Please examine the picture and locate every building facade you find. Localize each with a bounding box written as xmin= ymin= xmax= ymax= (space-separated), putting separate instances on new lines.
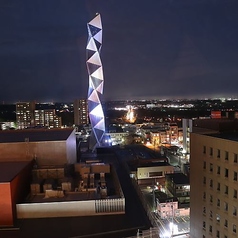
xmin=16 ymin=102 xmax=35 ymax=129
xmin=16 ymin=102 xmax=61 ymax=129
xmin=0 ymin=128 xmax=76 ymax=166
xmin=190 ymin=132 xmax=238 ymax=238
xmin=74 ymin=99 xmax=89 ymax=126
xmin=43 ymin=109 xmax=61 ymax=128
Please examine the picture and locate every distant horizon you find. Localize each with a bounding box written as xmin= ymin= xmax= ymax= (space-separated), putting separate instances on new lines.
xmin=1 ymin=96 xmax=238 ymax=105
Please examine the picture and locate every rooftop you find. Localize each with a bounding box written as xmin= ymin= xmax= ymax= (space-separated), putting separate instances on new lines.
xmin=0 ymin=161 xmax=31 ymax=182
xmin=165 ymin=173 xmax=189 ymax=185
xmin=0 ymin=128 xmax=74 ymax=143
xmin=206 ymin=132 xmax=238 ymax=142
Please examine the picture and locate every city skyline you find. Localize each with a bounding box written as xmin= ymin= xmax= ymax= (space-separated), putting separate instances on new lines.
xmin=0 ymin=0 xmax=238 ymax=103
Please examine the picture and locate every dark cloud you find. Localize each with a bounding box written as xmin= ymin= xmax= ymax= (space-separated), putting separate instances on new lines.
xmin=0 ymin=0 xmax=238 ymax=102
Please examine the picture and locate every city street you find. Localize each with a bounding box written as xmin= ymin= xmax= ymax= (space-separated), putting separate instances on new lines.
xmin=114 ymin=145 xmax=190 ymax=237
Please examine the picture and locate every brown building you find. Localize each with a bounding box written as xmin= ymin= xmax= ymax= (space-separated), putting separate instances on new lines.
xmin=190 ymin=131 xmax=238 ymax=238
xmin=0 ymin=161 xmax=33 ymax=226
xmin=0 ymin=128 xmax=77 ymax=166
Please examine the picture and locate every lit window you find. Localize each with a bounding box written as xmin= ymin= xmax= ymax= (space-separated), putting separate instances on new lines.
xmin=216 ymin=214 xmax=220 ymax=222
xmin=225 ymin=151 xmax=229 ymax=161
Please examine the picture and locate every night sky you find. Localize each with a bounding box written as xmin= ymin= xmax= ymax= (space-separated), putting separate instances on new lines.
xmin=0 ymin=0 xmax=238 ymax=102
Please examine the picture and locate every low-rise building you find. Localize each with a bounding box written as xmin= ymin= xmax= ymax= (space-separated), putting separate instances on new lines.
xmin=165 ymin=173 xmax=190 ymax=206
xmin=0 ymin=128 xmax=77 ymax=166
xmin=0 ymin=161 xmax=33 ymax=226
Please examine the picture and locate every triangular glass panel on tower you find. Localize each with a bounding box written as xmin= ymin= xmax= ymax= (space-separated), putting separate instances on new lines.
xmin=90 ymin=76 xmax=103 ymax=91
xmin=88 ymin=90 xmax=100 ymax=103
xmin=93 ymin=128 xmax=104 ymax=144
xmin=91 ymin=67 xmax=103 ymax=80
xmin=93 ymin=30 xmax=102 ymax=44
xmin=88 ymin=24 xmax=101 ymax=37
xmin=93 ymin=39 xmax=102 ymax=52
xmin=88 ymin=101 xmax=100 ymax=114
xmin=86 ymin=63 xmax=101 ymax=75
xmin=88 ymin=14 xmax=102 ymax=29
xmin=86 ymin=37 xmax=98 ymax=52
xmin=87 ymin=51 xmax=101 ymax=66
xmin=86 ymin=49 xmax=96 ymax=60
xmin=96 ymin=81 xmax=104 ymax=94
xmin=90 ymin=104 xmax=104 ymax=117
xmin=95 ymin=118 xmax=105 ymax=131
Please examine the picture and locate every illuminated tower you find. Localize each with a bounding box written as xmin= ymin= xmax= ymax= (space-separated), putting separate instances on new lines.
xmin=86 ymin=13 xmax=105 ymax=151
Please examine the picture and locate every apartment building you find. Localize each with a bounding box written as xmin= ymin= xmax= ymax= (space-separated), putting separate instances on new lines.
xmin=190 ymin=131 xmax=238 ymax=238
xmin=16 ymin=102 xmax=35 ymax=129
xmin=16 ymin=102 xmax=61 ymax=129
xmin=43 ymin=109 xmax=62 ymax=128
xmin=74 ymin=99 xmax=89 ymax=126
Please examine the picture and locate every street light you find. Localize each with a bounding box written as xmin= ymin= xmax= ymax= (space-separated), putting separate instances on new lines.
xmin=166 ymin=199 xmax=174 ymax=237
xmin=170 ymin=202 xmax=174 ymax=237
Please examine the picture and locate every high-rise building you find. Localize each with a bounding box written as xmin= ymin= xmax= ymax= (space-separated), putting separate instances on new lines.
xmin=182 ymin=118 xmax=193 ymax=154
xmin=34 ymin=110 xmax=45 ymax=126
xmin=190 ymin=131 xmax=238 ymax=237
xmin=86 ymin=13 xmax=105 ymax=151
xmin=16 ymin=102 xmax=35 ymax=129
xmin=74 ymin=99 xmax=89 ymax=126
xmin=44 ymin=109 xmax=62 ymax=128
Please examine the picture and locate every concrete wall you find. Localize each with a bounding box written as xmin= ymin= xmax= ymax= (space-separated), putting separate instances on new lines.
xmin=0 ymin=161 xmax=33 ymax=226
xmin=137 ymin=166 xmax=174 ymax=179
xmin=0 ymin=183 xmax=12 ymax=226
xmin=17 ymin=198 xmax=125 ymax=219
xmin=190 ymin=132 xmax=238 ymax=238
xmin=10 ymin=161 xmax=33 ymax=224
xmin=66 ymin=130 xmax=77 ymax=164
xmin=0 ymin=141 xmax=70 ymax=166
